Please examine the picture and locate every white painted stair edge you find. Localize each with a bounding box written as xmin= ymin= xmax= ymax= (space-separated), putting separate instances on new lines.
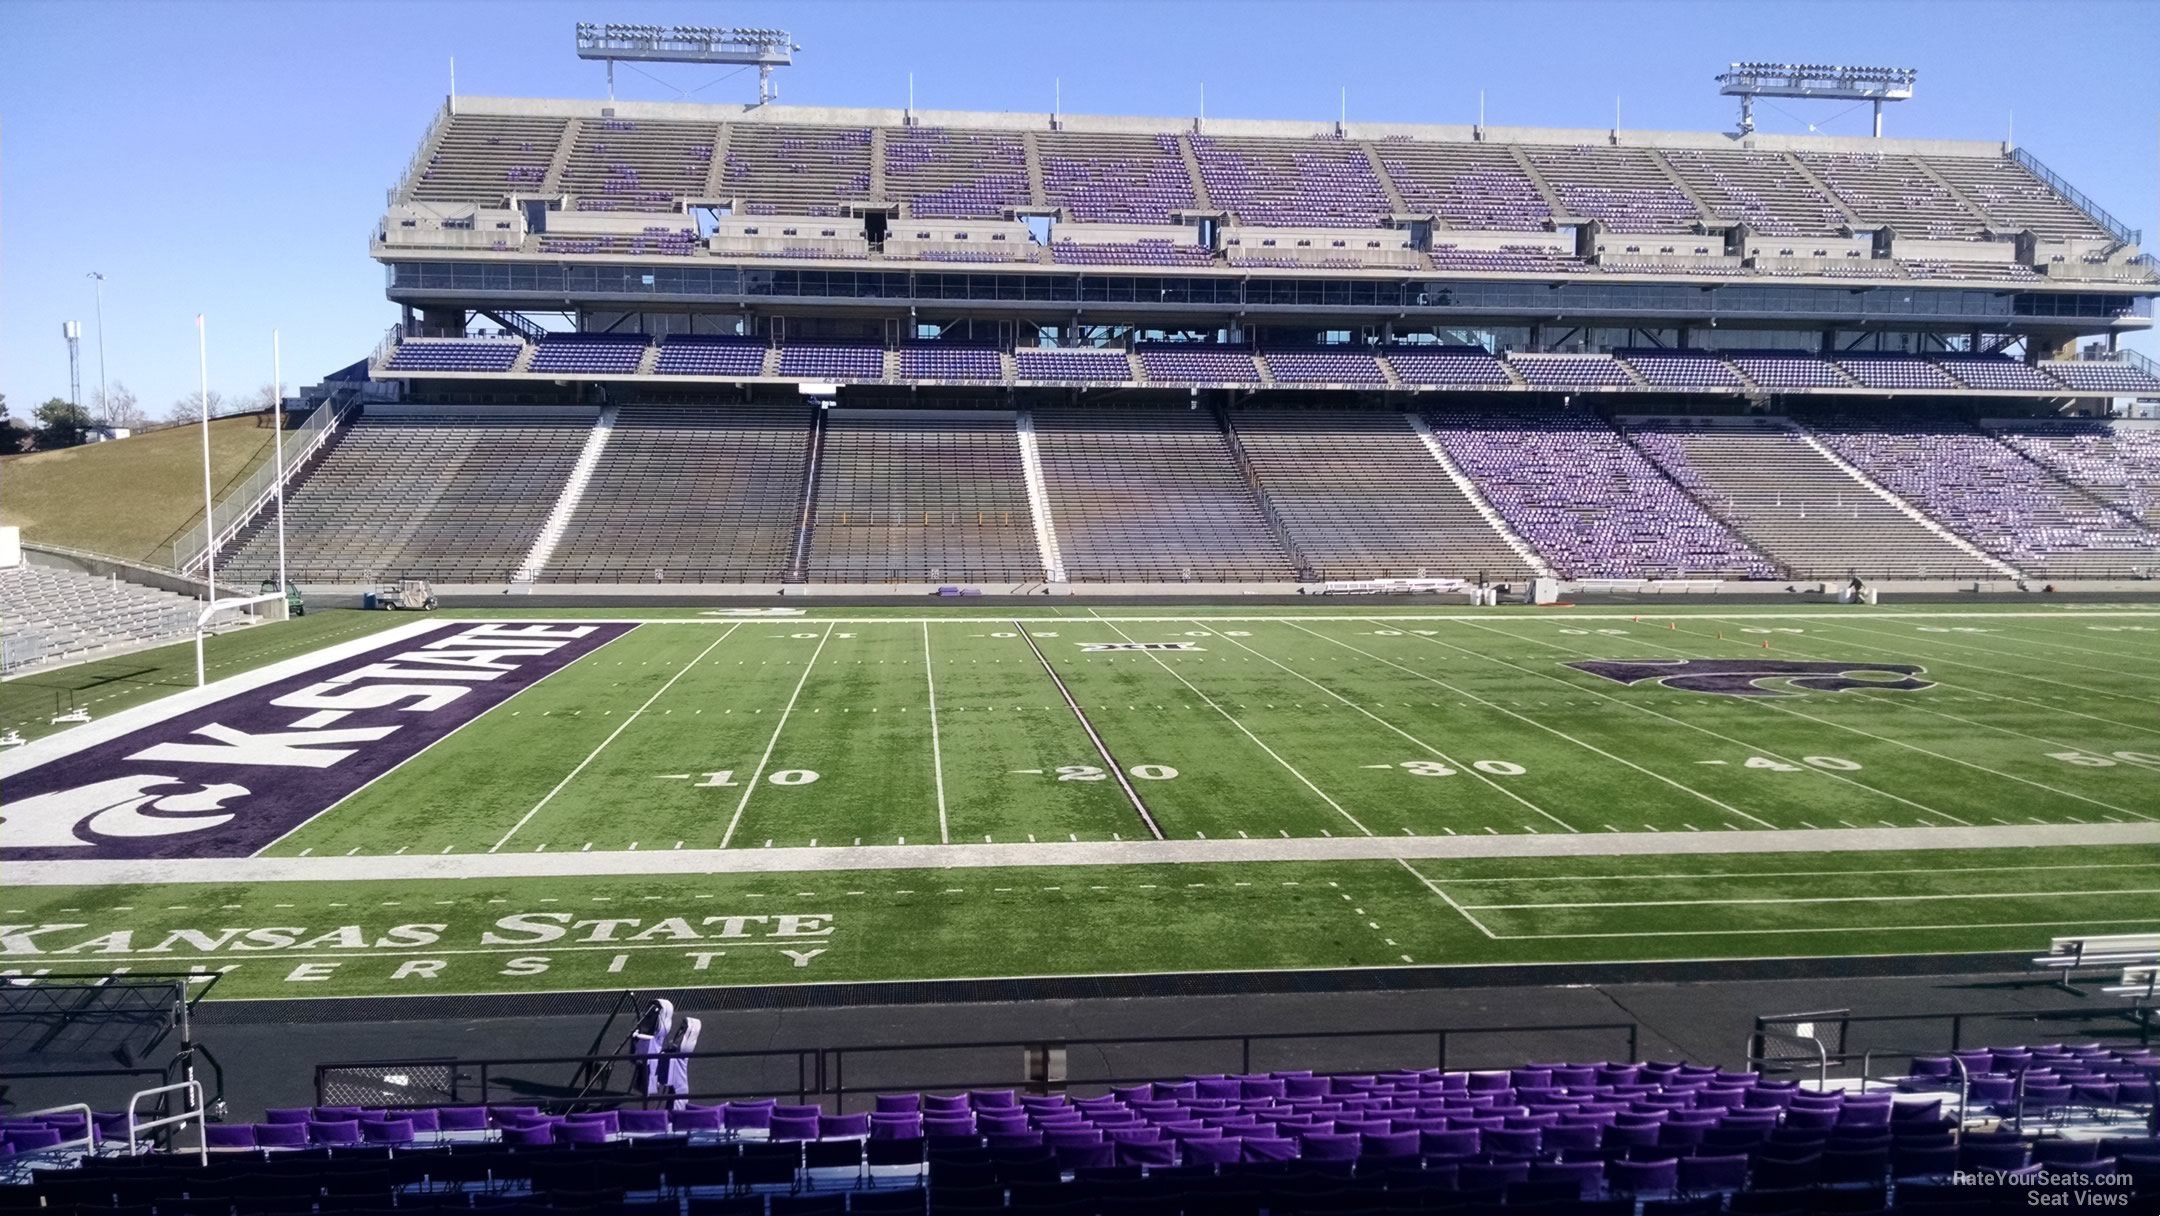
xmin=1405 ymin=413 xmax=1556 ymax=579
xmin=1013 ymin=411 xmax=1068 ymax=582
xmin=513 ymin=405 xmax=617 ymax=583
xmin=1790 ymin=424 xmax=2021 ymax=579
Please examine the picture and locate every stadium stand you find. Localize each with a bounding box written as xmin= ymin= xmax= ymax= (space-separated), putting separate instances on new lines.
xmin=653 ymin=334 xmax=768 ymax=378
xmin=777 ymin=343 xmax=886 ymax=382
xmin=1931 ymin=354 xmax=2064 ymax=392
xmin=897 ymin=342 xmax=1004 ymax=383
xmin=1012 ymin=348 xmax=1131 ymax=383
xmin=2040 ymin=359 xmax=2160 ymax=395
xmin=1793 ymin=151 xmax=1981 ymax=239
xmin=1260 ymin=349 xmax=1388 ymax=385
xmin=1623 ymin=419 xmax=2002 ymax=580
xmin=1504 ymin=354 xmax=1640 ymax=389
xmin=884 ymin=127 xmax=1030 ymax=219
xmin=1658 ymin=148 xmax=1848 ymax=236
xmin=1831 ymin=354 xmax=1961 ymax=392
xmin=218 ymin=409 xmax=593 ymax=584
xmin=1384 ymin=347 xmax=1517 ymax=387
xmin=1232 ymin=408 xmax=1533 ymax=580
xmin=1988 ymin=418 xmax=2160 ymax=529
xmin=1614 ymin=350 xmax=1746 ymax=390
xmin=1376 ymin=139 xmax=1552 ymax=231
xmin=545 ymin=404 xmax=810 ymax=583
xmin=10 ymin=1045 xmax=2156 ymax=1213
xmin=1036 ymin=130 xmax=1196 ymax=224
xmin=1427 ymin=407 xmax=1779 ymax=580
xmin=383 ymin=338 xmax=525 ymax=373
xmin=1032 ymin=408 xmax=1295 ymax=581
xmin=403 ymin=112 xmax=569 ymax=203
xmin=1807 ymin=412 xmax=2160 ymax=578
xmin=1520 ymin=145 xmax=1703 ymax=232
xmin=560 ymin=118 xmax=716 ymax=212
xmin=805 ymin=410 xmax=1044 ymax=583
xmin=1723 ymin=351 xmax=1856 ymax=390
xmin=1189 ymin=135 xmax=1393 ymax=228
xmin=0 ymin=562 xmax=205 ymax=672
xmin=1136 ymin=345 xmax=1264 ymax=385
xmin=722 ymin=124 xmax=872 ymax=216
xmin=529 ymin=333 xmax=651 ymax=376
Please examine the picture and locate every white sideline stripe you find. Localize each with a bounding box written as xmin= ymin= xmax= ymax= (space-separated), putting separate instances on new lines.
xmin=1095 ymin=612 xmax=1374 ymax=837
xmin=1492 ymin=917 xmax=2160 ymax=942
xmin=391 ymin=610 xmax=2160 ymax=625
xmin=1398 ymin=618 xmax=1960 ymax=824
xmin=1314 ymin=620 xmax=1767 ymax=830
xmin=490 ymin=624 xmax=740 ymax=852
xmin=1212 ymin=622 xmax=1576 ymax=833
xmin=17 ymin=821 xmax=2160 ymax=887
xmin=924 ymin=622 xmax=949 ymax=844
xmin=1467 ymin=887 xmax=2160 ymax=910
xmin=1443 ymin=861 xmax=2160 ymax=884
xmin=1394 ymin=857 xmax=1496 ymax=939
xmin=718 ymin=623 xmax=835 ymax=849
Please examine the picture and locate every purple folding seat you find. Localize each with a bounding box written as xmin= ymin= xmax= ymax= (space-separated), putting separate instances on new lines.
xmin=1542 ymin=1123 xmax=1602 ymax=1156
xmin=255 ymin=1122 xmax=307 ymax=1149
xmin=1115 ymin=1138 xmax=1176 ymax=1168
xmin=360 ymin=1118 xmax=416 ymax=1145
xmin=968 ymin=1089 xmax=1017 ymax=1110
xmin=1658 ymin=1122 xmax=1708 ymax=1151
xmin=569 ymin=1111 xmax=620 ymax=1135
xmin=1679 ymin=1153 xmax=1749 ymax=1193
xmin=1240 ymin=1078 xmax=1287 ymax=1100
xmin=724 ymin=1103 xmax=774 ymax=1132
xmin=923 ymin=1093 xmax=969 ymax=1114
xmin=1603 ymin=1123 xmax=1660 ymax=1151
xmin=1507 ymin=1112 xmax=1562 ymax=1129
xmin=1837 ymin=1102 xmax=1891 ymax=1128
xmin=769 ymin=1114 xmax=820 ymax=1141
xmin=868 ymin=1113 xmax=920 ymax=1140
xmin=1466 ymin=1072 xmax=1512 ymax=1093
xmin=1106 ymin=1126 xmax=1161 ymax=1144
xmin=263 ymin=1107 xmax=312 ymax=1125
xmin=1744 ymin=1088 xmax=1794 ymax=1109
xmin=1046 ymin=1128 xmax=1102 ymax=1148
xmin=1484 ymin=1127 xmax=1542 ymax=1157
xmin=820 ymin=1113 xmax=870 ymax=1139
xmin=670 ymin=1107 xmax=721 ymax=1132
xmin=1532 ymin=1159 xmax=1605 ymax=1197
xmin=1241 ymin=1136 xmax=1299 ymax=1163
xmin=1550 ymin=1066 xmax=1599 ymax=1088
xmin=1108 ymin=1084 xmax=1150 ymax=1104
xmin=1153 ymin=1081 xmax=1198 ymax=1101
xmin=432 ymin=1105 xmax=483 ymax=1131
xmin=1053 ymin=1141 xmax=1114 ymax=1171
xmin=875 ymin=1094 xmax=921 ymax=1114
xmin=1165 ymin=1125 xmax=1222 ymax=1142
xmin=1072 ymin=1096 xmax=1121 ymax=1112
xmin=205 ymin=1123 xmax=257 ymax=1150
xmin=1299 ymin=1130 xmax=1362 ymax=1161
xmin=308 ymin=1119 xmax=361 ymax=1146
xmin=1608 ymin=1156 xmax=1679 ymax=1197
xmin=1695 ymin=1089 xmax=1745 ymax=1110
xmin=620 ymin=1109 xmax=669 ymax=1136
xmin=976 ymin=1112 xmax=1028 ymax=1136
xmin=1459 ymin=1159 xmax=1531 ymax=1191
xmin=1361 ymin=1131 xmax=1420 ymax=1159
xmin=1909 ymin=1057 xmax=1955 ymax=1080
xmin=1616 ymin=1111 xmax=1669 ymax=1127
xmin=1966 ymin=1077 xmax=2016 ymax=1104
xmin=1195 ymin=1078 xmax=1240 ymax=1101
xmin=1782 ymin=1107 xmax=1836 ymax=1130
xmin=986 ymin=1131 xmax=1041 ymax=1150
xmin=558 ymin=1120 xmax=609 ymax=1146
xmin=501 ymin=1123 xmax=554 ymax=1147
xmin=1182 ymin=1136 xmax=1242 ymax=1166
xmin=1598 ymin=1066 xmax=1642 ymax=1086
xmin=772 ymin=1104 xmax=821 ymax=1121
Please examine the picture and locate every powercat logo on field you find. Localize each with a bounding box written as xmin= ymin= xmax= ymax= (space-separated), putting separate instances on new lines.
xmin=1565 ymin=658 xmax=1934 ymax=698
xmin=0 ymin=621 xmax=630 ymax=860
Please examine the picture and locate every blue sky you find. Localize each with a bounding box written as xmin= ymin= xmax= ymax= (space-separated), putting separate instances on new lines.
xmin=3 ymin=0 xmax=2154 ymax=415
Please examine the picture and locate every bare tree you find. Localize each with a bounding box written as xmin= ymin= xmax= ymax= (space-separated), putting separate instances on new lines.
xmin=240 ymin=383 xmax=281 ymax=415
xmin=166 ymin=389 xmax=226 ymax=425
xmin=93 ymin=382 xmax=147 ymax=431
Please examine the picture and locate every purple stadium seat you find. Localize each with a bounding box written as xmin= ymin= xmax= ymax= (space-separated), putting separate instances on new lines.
xmin=1532 ymin=1159 xmax=1606 ymax=1197
xmin=1608 ymin=1156 xmax=1679 ymax=1197
xmin=205 ymin=1123 xmax=258 ymax=1150
xmin=502 ymin=1124 xmax=554 ymax=1147
xmin=724 ymin=1102 xmax=775 ymax=1131
xmin=254 ymin=1123 xmax=308 ymax=1149
xmin=263 ymin=1108 xmax=312 ymax=1125
xmin=567 ymin=1111 xmax=620 ymax=1135
xmin=307 ymin=1119 xmax=362 ymax=1146
xmin=669 ymin=1107 xmax=721 ymax=1132
xmin=769 ymin=1114 xmax=820 ymax=1141
xmin=1182 ymin=1136 xmax=1242 ymax=1166
xmin=359 ymin=1118 xmax=415 ymax=1145
xmin=875 ymin=1093 xmax=921 ymax=1114
xmin=617 ymin=1109 xmax=669 ymax=1136
xmin=1054 ymin=1141 xmax=1115 ymax=1171
xmin=1240 ymin=1136 xmax=1299 ymax=1163
xmin=1679 ymin=1153 xmax=1749 ymax=1193
xmin=819 ymin=1113 xmax=870 ymax=1139
xmin=1459 ymin=1159 xmax=1532 ymax=1191
xmin=869 ymin=1113 xmax=921 ymax=1140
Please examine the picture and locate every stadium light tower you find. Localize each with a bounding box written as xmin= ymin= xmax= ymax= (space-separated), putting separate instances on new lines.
xmin=574 ymin=23 xmax=798 ymax=105
xmin=1717 ymin=62 xmax=1917 ymax=137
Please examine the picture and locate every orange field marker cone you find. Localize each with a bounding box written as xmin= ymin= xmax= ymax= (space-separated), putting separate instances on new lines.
xmin=1668 ymin=621 xmax=1676 ymax=631
xmin=1763 ymin=639 xmax=1772 ymax=649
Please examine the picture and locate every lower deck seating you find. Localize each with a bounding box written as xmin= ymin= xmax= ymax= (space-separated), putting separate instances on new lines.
xmin=1032 ymin=408 xmax=1295 ymax=581
xmin=1807 ymin=413 xmax=2160 ymax=578
xmin=0 ymin=563 xmax=205 ymax=672
xmin=8 ymin=1043 xmax=2154 ymax=1214
xmin=1990 ymin=419 xmax=2160 ymax=530
xmin=549 ymin=404 xmax=812 ymax=583
xmin=219 ymin=409 xmax=592 ymax=584
xmin=1232 ymin=408 xmax=1533 ymax=580
xmin=1624 ymin=420 xmax=1999 ymax=580
xmin=805 ymin=411 xmax=1042 ymax=583
xmin=1427 ymin=407 xmax=1778 ymax=580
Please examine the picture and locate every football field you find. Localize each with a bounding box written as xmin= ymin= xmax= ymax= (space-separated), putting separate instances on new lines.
xmin=5 ymin=602 xmax=2159 ymax=999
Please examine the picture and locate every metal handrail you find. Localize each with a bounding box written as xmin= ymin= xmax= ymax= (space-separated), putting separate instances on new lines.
xmin=170 ymin=396 xmax=348 ymax=574
xmin=1744 ymin=1028 xmax=1829 ymax=1093
xmin=125 ymin=1080 xmax=206 ymax=1164
xmin=319 ymin=1019 xmax=1640 ymax=1110
xmin=2009 ymin=147 xmax=2142 ymax=247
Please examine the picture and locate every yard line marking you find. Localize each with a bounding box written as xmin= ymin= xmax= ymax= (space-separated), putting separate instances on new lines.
xmin=1317 ymin=620 xmax=1773 ymax=830
xmin=1964 ymin=625 xmax=2160 ymax=667
xmin=1094 ymin=612 xmax=1371 ymax=837
xmin=1216 ymin=623 xmax=1576 ymax=833
xmin=1468 ymin=887 xmax=2160 ymax=910
xmin=1013 ymin=619 xmax=1163 ymax=840
xmin=1447 ymin=860 xmax=2160 ymax=884
xmin=1394 ymin=857 xmax=1495 ymax=939
xmin=1431 ymin=618 xmax=1962 ymax=824
xmin=1490 ymin=916 xmax=2160 ymax=941
xmin=719 ymin=623 xmax=835 ymax=850
xmin=491 ymin=624 xmax=742 ymax=854
xmin=923 ymin=623 xmax=949 ymax=844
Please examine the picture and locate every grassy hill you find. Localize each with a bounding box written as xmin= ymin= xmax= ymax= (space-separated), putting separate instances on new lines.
xmin=0 ymin=415 xmax=276 ymax=564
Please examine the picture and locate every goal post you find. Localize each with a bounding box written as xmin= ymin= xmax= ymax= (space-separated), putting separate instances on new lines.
xmin=194 ymin=590 xmax=289 ymax=686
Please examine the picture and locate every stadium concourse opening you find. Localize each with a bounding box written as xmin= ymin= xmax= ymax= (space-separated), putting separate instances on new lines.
xmin=9 ymin=21 xmax=2160 ymax=1216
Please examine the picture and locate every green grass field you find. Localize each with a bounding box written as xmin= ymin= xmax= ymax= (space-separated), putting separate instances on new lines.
xmin=8 ymin=603 xmax=2160 ymax=999
xmin=0 ymin=415 xmax=277 ymax=563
